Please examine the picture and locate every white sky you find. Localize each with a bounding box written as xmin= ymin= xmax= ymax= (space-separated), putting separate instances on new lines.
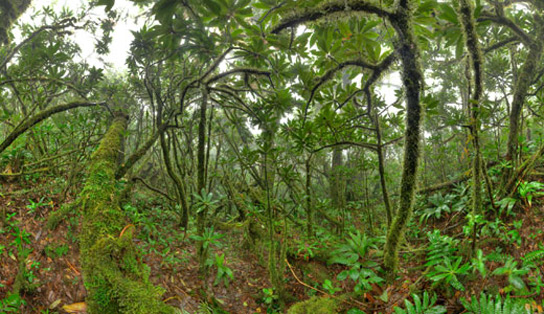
xmin=18 ymin=0 xmax=142 ymax=70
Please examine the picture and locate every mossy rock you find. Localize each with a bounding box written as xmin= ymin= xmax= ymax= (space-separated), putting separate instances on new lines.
xmin=287 ymin=296 xmax=338 ymax=314
xmin=299 ymin=262 xmax=330 ymax=284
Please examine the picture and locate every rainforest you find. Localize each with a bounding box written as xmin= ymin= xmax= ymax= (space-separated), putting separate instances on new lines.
xmin=1 ymin=0 xmax=544 ymax=313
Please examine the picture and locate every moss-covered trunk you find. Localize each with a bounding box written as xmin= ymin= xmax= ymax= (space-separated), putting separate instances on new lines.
xmin=79 ymin=113 xmax=173 ymax=313
xmin=305 ymin=155 xmax=313 ymax=238
xmin=458 ymin=0 xmax=484 ymax=252
xmin=0 ymin=0 xmax=31 ymax=45
xmin=160 ymin=132 xmax=189 ymax=229
xmin=502 ymin=18 xmax=543 ymax=191
xmin=383 ymin=2 xmax=424 ymax=277
xmin=330 ymin=146 xmax=344 ymax=210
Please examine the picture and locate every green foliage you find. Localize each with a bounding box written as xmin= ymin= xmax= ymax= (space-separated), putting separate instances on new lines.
xmin=261 ymin=287 xmax=280 ymax=312
xmin=461 ymin=293 xmax=532 ymax=314
xmin=206 ymin=253 xmax=234 ymax=287
xmin=419 ymin=192 xmax=454 ymax=223
xmin=190 ymin=227 xmax=224 ymax=252
xmin=517 ymin=181 xmax=544 ymax=207
xmin=322 ymin=279 xmax=341 ymax=295
xmin=427 ymin=256 xmax=470 ymax=291
xmin=26 ymin=197 xmax=51 ymax=215
xmin=44 ymin=243 xmax=69 ymax=258
xmin=424 ymin=230 xmax=459 ymax=268
xmin=492 ymin=257 xmax=529 ymax=291
xmin=393 ymin=292 xmax=446 ymax=314
xmin=496 ymin=197 xmax=516 ymax=217
xmin=470 ymin=249 xmax=487 ymax=278
xmin=294 ymin=238 xmax=320 ymax=261
xmin=0 ymin=293 xmax=26 ymax=313
xmin=522 ymin=249 xmax=544 ymax=268
xmin=194 ymin=190 xmax=221 ymax=214
xmin=328 ymin=231 xmax=383 ymax=294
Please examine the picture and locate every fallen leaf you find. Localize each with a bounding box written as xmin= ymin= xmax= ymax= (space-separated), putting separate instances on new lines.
xmin=62 ymin=302 xmax=87 ymax=313
xmin=49 ymin=299 xmax=62 ymax=309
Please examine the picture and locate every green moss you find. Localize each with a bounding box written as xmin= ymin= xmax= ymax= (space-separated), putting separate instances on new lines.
xmin=384 ymin=1 xmax=424 ymax=278
xmin=47 ymin=201 xmax=78 ymax=230
xmin=287 ymin=296 xmax=338 ymax=314
xmin=75 ymin=114 xmax=174 ymax=313
xmin=0 ymin=0 xmax=31 ymax=45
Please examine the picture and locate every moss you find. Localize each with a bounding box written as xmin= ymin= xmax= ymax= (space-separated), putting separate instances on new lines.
xmin=503 ymin=14 xmax=544 ymax=185
xmin=0 ymin=0 xmax=31 ymax=45
xmin=384 ymin=1 xmax=424 ymax=278
xmin=77 ymin=114 xmax=174 ymax=314
xmin=47 ymin=201 xmax=78 ymax=230
xmin=287 ymin=296 xmax=338 ymax=314
xmin=299 ymin=262 xmax=330 ymax=284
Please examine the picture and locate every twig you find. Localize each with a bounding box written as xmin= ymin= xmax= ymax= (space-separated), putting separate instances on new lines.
xmin=285 ymin=258 xmax=366 ymax=307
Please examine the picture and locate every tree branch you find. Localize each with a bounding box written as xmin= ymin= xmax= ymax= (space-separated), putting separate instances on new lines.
xmin=271 ymin=0 xmax=391 ymax=34
xmin=0 ymin=101 xmax=104 ymax=154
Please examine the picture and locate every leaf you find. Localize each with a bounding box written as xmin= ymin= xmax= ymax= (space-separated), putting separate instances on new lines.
xmin=337 ymin=270 xmax=348 ymax=281
xmin=49 ymin=299 xmax=62 ymax=309
xmin=439 ymin=4 xmax=459 ymax=24
xmin=348 ymin=267 xmax=360 ymax=281
xmin=455 ymin=37 xmax=465 ymax=60
xmin=203 ymin=0 xmax=222 ymax=15
xmin=508 ymin=275 xmax=526 ymax=289
xmin=62 ymin=302 xmax=87 ymax=313
xmin=346 ymin=308 xmax=366 ymax=314
xmin=95 ymin=0 xmax=115 ymax=11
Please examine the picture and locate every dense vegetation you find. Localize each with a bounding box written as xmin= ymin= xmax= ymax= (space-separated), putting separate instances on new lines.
xmin=1 ymin=0 xmax=544 ymax=313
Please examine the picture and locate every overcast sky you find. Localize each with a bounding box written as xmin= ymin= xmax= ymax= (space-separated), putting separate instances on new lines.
xmin=18 ymin=0 xmax=142 ymax=70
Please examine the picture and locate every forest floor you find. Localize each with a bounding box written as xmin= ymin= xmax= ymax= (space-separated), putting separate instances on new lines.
xmin=1 ymin=179 xmax=544 ymax=313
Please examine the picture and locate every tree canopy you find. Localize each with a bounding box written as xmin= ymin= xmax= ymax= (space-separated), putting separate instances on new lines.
xmin=1 ymin=0 xmax=544 ymax=313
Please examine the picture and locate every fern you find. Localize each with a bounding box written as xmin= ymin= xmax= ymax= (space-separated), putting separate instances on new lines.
xmin=461 ymin=293 xmax=531 ymax=314
xmin=425 ymin=230 xmax=459 ymax=267
xmin=522 ymin=250 xmax=544 ymax=268
xmin=393 ymin=292 xmax=446 ymax=314
xmin=486 ymin=250 xmax=510 ymax=264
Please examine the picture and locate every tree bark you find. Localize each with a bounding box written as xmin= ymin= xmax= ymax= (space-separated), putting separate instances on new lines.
xmin=79 ymin=113 xmax=174 ymax=313
xmin=0 ymin=0 xmax=32 ymax=45
xmin=383 ymin=2 xmax=424 ymax=277
xmin=458 ymin=0 xmax=484 ymax=253
xmin=503 ymin=19 xmax=544 ymax=191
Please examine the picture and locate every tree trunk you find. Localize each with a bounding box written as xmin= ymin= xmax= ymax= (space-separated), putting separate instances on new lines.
xmin=383 ymin=2 xmax=424 ymax=277
xmin=197 ymin=86 xmax=208 ymax=271
xmin=373 ymin=112 xmax=393 ymax=226
xmin=305 ymin=155 xmax=313 ymax=238
xmin=79 ymin=113 xmax=174 ymax=313
xmin=503 ymin=23 xmax=543 ymax=191
xmin=0 ymin=0 xmax=32 ymax=45
xmin=458 ymin=0 xmax=484 ymax=253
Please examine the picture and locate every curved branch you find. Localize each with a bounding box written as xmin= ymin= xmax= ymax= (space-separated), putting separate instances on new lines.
xmin=0 ymin=101 xmax=104 ymax=154
xmin=132 ymin=176 xmax=174 ymax=202
xmin=0 ymin=18 xmax=77 ymax=69
xmin=205 ymin=68 xmax=271 ymax=84
xmin=478 ymin=12 xmax=532 ymax=46
xmin=271 ymin=0 xmax=392 ymax=34
xmin=312 ymin=140 xmax=377 ymax=153
xmin=115 ymin=121 xmax=170 ymax=179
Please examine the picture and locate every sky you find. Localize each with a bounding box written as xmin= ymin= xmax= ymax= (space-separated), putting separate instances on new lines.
xmin=18 ymin=0 xmax=142 ymax=70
